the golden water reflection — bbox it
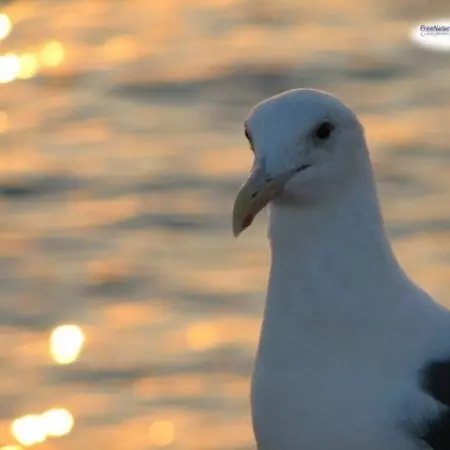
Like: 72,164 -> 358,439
0,13 -> 11,40
0,53 -> 20,84
1,1 -> 450,449
11,415 -> 46,447
40,41 -> 65,68
186,322 -> 220,351
11,409 -> 74,447
0,44 -> 65,84
49,324 -> 85,365
148,420 -> 175,448
0,13 -> 65,83
41,408 -> 74,438
18,53 -> 38,79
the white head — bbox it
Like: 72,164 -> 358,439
232,89 -> 370,236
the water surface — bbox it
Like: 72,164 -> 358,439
0,1 -> 450,449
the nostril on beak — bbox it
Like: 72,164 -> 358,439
251,191 -> 259,199
295,164 -> 311,173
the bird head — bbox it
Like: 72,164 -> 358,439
232,89 -> 367,237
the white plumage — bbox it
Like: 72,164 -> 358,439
232,89 -> 450,450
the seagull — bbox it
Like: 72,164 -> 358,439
232,89 -> 450,450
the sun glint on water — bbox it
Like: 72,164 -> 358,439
0,14 -> 12,40
11,415 -> 46,447
148,420 -> 175,447
11,409 -> 74,446
41,408 -> 74,437
50,324 -> 85,364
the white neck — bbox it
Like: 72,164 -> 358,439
266,155 -> 411,328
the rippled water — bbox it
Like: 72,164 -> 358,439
1,1 -> 450,449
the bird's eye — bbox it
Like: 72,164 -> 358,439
314,121 -> 334,140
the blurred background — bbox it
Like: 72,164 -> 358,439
0,1 -> 450,449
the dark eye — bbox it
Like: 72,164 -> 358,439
315,121 -> 334,140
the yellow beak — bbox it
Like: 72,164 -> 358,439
232,161 -> 299,237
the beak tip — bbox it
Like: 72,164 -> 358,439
233,212 -> 254,237
232,223 -> 242,238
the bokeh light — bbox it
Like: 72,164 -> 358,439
11,409 -> 74,446
0,53 -> 20,84
41,408 -> 74,437
148,420 -> 175,447
0,3 -> 449,450
186,322 -> 219,351
0,35 -> 64,84
40,41 -> 65,67
50,324 -> 85,364
0,14 -> 12,40
11,415 -> 46,447
18,53 -> 38,79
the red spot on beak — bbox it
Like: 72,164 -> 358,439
242,213 -> 254,230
